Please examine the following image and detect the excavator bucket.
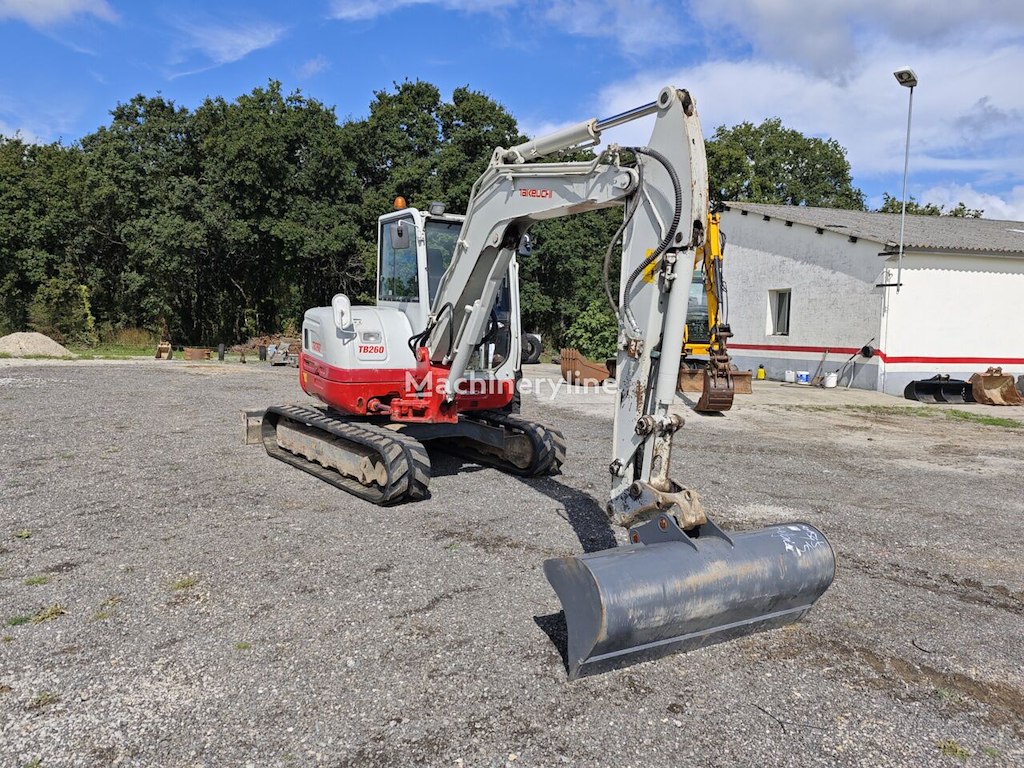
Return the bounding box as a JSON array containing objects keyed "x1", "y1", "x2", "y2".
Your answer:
[
  {"x1": 695, "y1": 367, "x2": 735, "y2": 413},
  {"x1": 903, "y1": 375, "x2": 969, "y2": 404},
  {"x1": 544, "y1": 518, "x2": 835, "y2": 679},
  {"x1": 970, "y1": 367, "x2": 1024, "y2": 406},
  {"x1": 559, "y1": 348, "x2": 610, "y2": 386}
]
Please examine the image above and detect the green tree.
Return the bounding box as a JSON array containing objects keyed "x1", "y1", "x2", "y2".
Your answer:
[
  {"x1": 339, "y1": 81, "x2": 524, "y2": 300},
  {"x1": 876, "y1": 193, "x2": 983, "y2": 218},
  {"x1": 707, "y1": 118, "x2": 865, "y2": 209},
  {"x1": 28, "y1": 265, "x2": 98, "y2": 345},
  {"x1": 563, "y1": 298, "x2": 618, "y2": 361},
  {"x1": 0, "y1": 136, "x2": 90, "y2": 335}
]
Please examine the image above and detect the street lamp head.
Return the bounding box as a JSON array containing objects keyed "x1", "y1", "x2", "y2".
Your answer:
[{"x1": 894, "y1": 67, "x2": 918, "y2": 88}]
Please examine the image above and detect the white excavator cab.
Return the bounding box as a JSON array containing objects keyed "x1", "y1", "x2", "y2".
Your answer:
[{"x1": 376, "y1": 205, "x2": 521, "y2": 374}]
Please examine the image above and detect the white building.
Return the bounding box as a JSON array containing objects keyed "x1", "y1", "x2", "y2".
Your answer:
[{"x1": 717, "y1": 202, "x2": 1024, "y2": 396}]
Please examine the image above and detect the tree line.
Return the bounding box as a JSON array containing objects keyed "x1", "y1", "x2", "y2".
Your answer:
[{"x1": 0, "y1": 80, "x2": 973, "y2": 348}]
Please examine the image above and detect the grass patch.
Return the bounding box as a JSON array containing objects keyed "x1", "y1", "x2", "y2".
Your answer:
[
  {"x1": 14, "y1": 530, "x2": 32, "y2": 540},
  {"x1": 2, "y1": 635, "x2": 12, "y2": 642},
  {"x1": 981, "y1": 746, "x2": 1001, "y2": 758},
  {"x1": 0, "y1": 352, "x2": 10, "y2": 359},
  {"x1": 6, "y1": 616, "x2": 31, "y2": 627},
  {"x1": 92, "y1": 595, "x2": 121, "y2": 621},
  {"x1": 171, "y1": 575, "x2": 199, "y2": 591},
  {"x1": 946, "y1": 409, "x2": 1022, "y2": 428},
  {"x1": 23, "y1": 575, "x2": 51, "y2": 586},
  {"x1": 26, "y1": 691, "x2": 60, "y2": 710},
  {"x1": 938, "y1": 739, "x2": 970, "y2": 761},
  {"x1": 845, "y1": 405, "x2": 936, "y2": 417},
  {"x1": 234, "y1": 641, "x2": 252, "y2": 651},
  {"x1": 32, "y1": 604, "x2": 66, "y2": 623}
]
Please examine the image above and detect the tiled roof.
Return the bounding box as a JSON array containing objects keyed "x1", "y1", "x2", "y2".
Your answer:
[{"x1": 724, "y1": 202, "x2": 1024, "y2": 255}]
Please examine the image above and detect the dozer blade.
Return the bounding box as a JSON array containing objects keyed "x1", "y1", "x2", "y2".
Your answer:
[
  {"x1": 970, "y1": 367, "x2": 1024, "y2": 406},
  {"x1": 694, "y1": 368, "x2": 734, "y2": 413},
  {"x1": 544, "y1": 518, "x2": 835, "y2": 679}
]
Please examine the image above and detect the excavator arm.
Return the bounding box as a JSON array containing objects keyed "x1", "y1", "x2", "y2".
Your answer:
[
  {"x1": 423, "y1": 87, "x2": 709, "y2": 529},
  {"x1": 693, "y1": 211, "x2": 736, "y2": 412},
  {"x1": 413, "y1": 88, "x2": 834, "y2": 678}
]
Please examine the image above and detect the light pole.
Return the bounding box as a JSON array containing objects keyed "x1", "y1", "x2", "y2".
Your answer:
[{"x1": 893, "y1": 67, "x2": 917, "y2": 293}]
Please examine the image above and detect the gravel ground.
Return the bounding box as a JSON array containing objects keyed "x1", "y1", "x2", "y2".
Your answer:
[{"x1": 1, "y1": 361, "x2": 1022, "y2": 767}]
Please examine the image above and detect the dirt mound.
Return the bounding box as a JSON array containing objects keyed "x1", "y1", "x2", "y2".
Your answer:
[{"x1": 0, "y1": 332, "x2": 76, "y2": 358}]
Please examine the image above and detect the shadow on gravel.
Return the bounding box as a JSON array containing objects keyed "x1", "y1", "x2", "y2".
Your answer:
[
  {"x1": 526, "y1": 476, "x2": 617, "y2": 553},
  {"x1": 534, "y1": 612, "x2": 570, "y2": 674},
  {"x1": 427, "y1": 450, "x2": 618, "y2": 553},
  {"x1": 676, "y1": 391, "x2": 726, "y2": 416}
]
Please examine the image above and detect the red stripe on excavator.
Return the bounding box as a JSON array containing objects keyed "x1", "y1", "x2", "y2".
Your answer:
[
  {"x1": 729, "y1": 343, "x2": 1024, "y2": 365},
  {"x1": 298, "y1": 351, "x2": 513, "y2": 422}
]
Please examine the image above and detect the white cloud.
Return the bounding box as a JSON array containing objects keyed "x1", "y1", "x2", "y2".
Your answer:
[
  {"x1": 328, "y1": 0, "x2": 513, "y2": 22},
  {"x1": 589, "y1": 36, "x2": 1024, "y2": 203},
  {"x1": 328, "y1": 0, "x2": 678, "y2": 53},
  {"x1": 539, "y1": 0, "x2": 680, "y2": 52},
  {"x1": 0, "y1": 0, "x2": 117, "y2": 27},
  {"x1": 297, "y1": 54, "x2": 330, "y2": 79},
  {"x1": 0, "y1": 118, "x2": 43, "y2": 143},
  {"x1": 693, "y1": 0, "x2": 1024, "y2": 79},
  {"x1": 175, "y1": 20, "x2": 287, "y2": 66},
  {"x1": 919, "y1": 183, "x2": 1024, "y2": 222}
]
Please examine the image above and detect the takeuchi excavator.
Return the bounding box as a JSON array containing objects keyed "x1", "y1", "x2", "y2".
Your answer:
[{"x1": 262, "y1": 87, "x2": 835, "y2": 678}]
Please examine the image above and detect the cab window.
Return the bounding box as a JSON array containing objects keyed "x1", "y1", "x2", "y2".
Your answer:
[
  {"x1": 424, "y1": 219, "x2": 460, "y2": 304},
  {"x1": 379, "y1": 217, "x2": 418, "y2": 302}
]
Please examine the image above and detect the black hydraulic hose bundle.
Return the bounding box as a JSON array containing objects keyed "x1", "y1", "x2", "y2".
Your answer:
[
  {"x1": 408, "y1": 302, "x2": 454, "y2": 355},
  {"x1": 603, "y1": 146, "x2": 685, "y2": 338}
]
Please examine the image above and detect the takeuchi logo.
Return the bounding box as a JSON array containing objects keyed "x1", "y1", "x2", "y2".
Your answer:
[{"x1": 519, "y1": 188, "x2": 553, "y2": 199}]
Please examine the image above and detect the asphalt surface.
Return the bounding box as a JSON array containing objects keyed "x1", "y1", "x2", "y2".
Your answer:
[{"x1": 1, "y1": 361, "x2": 1022, "y2": 767}]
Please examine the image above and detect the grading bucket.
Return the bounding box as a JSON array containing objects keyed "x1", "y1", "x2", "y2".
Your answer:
[{"x1": 544, "y1": 519, "x2": 835, "y2": 679}]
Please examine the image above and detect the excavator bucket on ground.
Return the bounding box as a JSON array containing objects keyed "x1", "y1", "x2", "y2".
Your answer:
[
  {"x1": 695, "y1": 367, "x2": 735, "y2": 412},
  {"x1": 559, "y1": 348, "x2": 610, "y2": 386},
  {"x1": 903, "y1": 375, "x2": 969, "y2": 403},
  {"x1": 970, "y1": 367, "x2": 1024, "y2": 406},
  {"x1": 544, "y1": 516, "x2": 835, "y2": 679}
]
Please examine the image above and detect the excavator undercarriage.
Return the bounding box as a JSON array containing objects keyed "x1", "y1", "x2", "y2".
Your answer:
[{"x1": 262, "y1": 404, "x2": 565, "y2": 505}]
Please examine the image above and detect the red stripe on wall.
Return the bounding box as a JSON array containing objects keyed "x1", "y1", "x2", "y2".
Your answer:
[
  {"x1": 730, "y1": 343, "x2": 862, "y2": 355},
  {"x1": 877, "y1": 354, "x2": 1024, "y2": 364},
  {"x1": 729, "y1": 343, "x2": 1024, "y2": 365}
]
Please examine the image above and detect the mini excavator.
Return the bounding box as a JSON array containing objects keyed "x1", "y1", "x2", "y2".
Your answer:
[{"x1": 262, "y1": 87, "x2": 835, "y2": 678}]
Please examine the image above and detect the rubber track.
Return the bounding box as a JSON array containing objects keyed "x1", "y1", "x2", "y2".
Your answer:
[
  {"x1": 457, "y1": 411, "x2": 568, "y2": 477},
  {"x1": 261, "y1": 405, "x2": 431, "y2": 505}
]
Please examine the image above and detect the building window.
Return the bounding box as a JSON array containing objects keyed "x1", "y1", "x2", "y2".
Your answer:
[{"x1": 769, "y1": 289, "x2": 791, "y2": 336}]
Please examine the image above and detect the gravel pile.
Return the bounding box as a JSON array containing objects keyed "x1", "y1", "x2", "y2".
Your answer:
[{"x1": 0, "y1": 332, "x2": 75, "y2": 358}]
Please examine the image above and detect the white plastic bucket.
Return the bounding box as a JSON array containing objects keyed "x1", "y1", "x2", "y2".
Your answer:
[
  {"x1": 796, "y1": 371, "x2": 810, "y2": 385},
  {"x1": 823, "y1": 372, "x2": 838, "y2": 388},
  {"x1": 784, "y1": 370, "x2": 796, "y2": 383}
]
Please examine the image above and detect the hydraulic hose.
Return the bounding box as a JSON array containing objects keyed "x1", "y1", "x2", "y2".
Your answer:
[
  {"x1": 619, "y1": 146, "x2": 683, "y2": 337},
  {"x1": 603, "y1": 155, "x2": 645, "y2": 316}
]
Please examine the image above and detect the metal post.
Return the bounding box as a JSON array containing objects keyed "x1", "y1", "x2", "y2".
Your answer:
[{"x1": 895, "y1": 84, "x2": 914, "y2": 294}]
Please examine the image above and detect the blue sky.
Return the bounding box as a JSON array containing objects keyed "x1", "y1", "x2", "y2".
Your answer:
[{"x1": 2, "y1": 0, "x2": 1023, "y2": 218}]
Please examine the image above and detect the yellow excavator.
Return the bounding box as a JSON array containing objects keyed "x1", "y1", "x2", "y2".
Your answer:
[{"x1": 682, "y1": 210, "x2": 734, "y2": 412}]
